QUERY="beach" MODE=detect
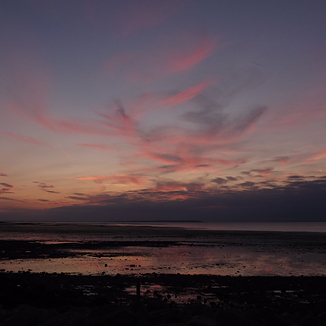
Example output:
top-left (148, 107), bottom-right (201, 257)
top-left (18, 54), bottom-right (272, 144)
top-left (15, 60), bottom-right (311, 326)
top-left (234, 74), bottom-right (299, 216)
top-left (1, 222), bottom-right (326, 276)
top-left (1, 222), bottom-right (326, 325)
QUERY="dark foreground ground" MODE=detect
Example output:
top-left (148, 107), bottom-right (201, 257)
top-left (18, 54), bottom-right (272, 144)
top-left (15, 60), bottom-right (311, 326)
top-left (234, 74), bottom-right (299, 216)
top-left (1, 272), bottom-right (326, 326)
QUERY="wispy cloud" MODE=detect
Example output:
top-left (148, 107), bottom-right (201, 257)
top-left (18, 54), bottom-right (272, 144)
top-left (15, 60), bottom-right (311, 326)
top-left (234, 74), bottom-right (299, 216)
top-left (271, 156), bottom-right (290, 165)
top-left (0, 182), bottom-right (14, 195)
top-left (0, 131), bottom-right (51, 147)
top-left (0, 173), bottom-right (8, 177)
top-left (74, 174), bottom-right (148, 186)
top-left (33, 182), bottom-right (60, 194)
top-left (67, 196), bottom-right (88, 201)
top-left (76, 143), bottom-right (117, 151)
top-left (34, 182), bottom-right (54, 189)
top-left (305, 150), bottom-right (326, 163)
top-left (45, 190), bottom-right (60, 194)
top-left (161, 80), bottom-right (212, 107)
top-left (0, 183), bottom-right (13, 188)
top-left (166, 36), bottom-right (217, 73)
top-left (242, 168), bottom-right (274, 178)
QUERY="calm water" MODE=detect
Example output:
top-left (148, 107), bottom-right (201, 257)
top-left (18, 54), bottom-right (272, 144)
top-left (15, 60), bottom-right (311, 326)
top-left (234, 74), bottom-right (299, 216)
top-left (116, 221), bottom-right (326, 233)
top-left (1, 222), bottom-right (326, 276)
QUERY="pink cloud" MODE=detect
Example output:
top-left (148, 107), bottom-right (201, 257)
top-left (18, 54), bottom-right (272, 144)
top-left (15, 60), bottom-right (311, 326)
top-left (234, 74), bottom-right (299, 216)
top-left (0, 131), bottom-right (51, 147)
top-left (8, 70), bottom-right (115, 137)
top-left (100, 33), bottom-right (219, 86)
top-left (272, 156), bottom-right (290, 165)
top-left (276, 108), bottom-right (326, 128)
top-left (272, 85), bottom-right (326, 130)
top-left (167, 36), bottom-right (217, 73)
top-left (161, 80), bottom-right (212, 107)
top-left (305, 150), bottom-right (326, 163)
top-left (74, 174), bottom-right (147, 186)
top-left (76, 143), bottom-right (117, 151)
top-left (243, 168), bottom-right (274, 178)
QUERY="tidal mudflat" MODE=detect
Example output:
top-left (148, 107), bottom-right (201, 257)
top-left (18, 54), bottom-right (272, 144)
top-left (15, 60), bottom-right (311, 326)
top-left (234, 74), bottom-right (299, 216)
top-left (1, 222), bottom-right (326, 325)
top-left (1, 222), bottom-right (326, 276)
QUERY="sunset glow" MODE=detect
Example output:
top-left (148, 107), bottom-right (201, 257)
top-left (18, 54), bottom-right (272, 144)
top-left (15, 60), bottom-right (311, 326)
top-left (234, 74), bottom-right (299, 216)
top-left (1, 1), bottom-right (326, 221)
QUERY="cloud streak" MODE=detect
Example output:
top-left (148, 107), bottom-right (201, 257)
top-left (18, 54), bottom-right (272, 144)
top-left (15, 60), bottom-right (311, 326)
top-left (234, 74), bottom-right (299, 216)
top-left (76, 143), bottom-right (117, 151)
top-left (305, 150), bottom-right (326, 163)
top-left (0, 182), bottom-right (13, 195)
top-left (0, 131), bottom-right (51, 147)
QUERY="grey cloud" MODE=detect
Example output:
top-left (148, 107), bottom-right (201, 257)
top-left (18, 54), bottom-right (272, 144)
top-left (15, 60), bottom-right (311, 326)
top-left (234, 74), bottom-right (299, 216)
top-left (67, 196), bottom-right (88, 201)
top-left (211, 177), bottom-right (228, 185)
top-left (239, 181), bottom-right (257, 188)
top-left (38, 183), bottom-right (54, 189)
top-left (2, 176), bottom-right (326, 222)
top-left (272, 156), bottom-right (290, 164)
top-left (151, 153), bottom-right (183, 163)
top-left (287, 175), bottom-right (304, 180)
top-left (0, 183), bottom-right (13, 188)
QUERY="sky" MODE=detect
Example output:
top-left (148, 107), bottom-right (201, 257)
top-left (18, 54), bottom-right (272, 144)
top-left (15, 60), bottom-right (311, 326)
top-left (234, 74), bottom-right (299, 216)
top-left (1, 0), bottom-right (326, 222)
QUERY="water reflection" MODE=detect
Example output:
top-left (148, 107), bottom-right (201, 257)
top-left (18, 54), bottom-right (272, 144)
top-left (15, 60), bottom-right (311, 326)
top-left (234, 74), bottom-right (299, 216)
top-left (1, 222), bottom-right (326, 276)
top-left (2, 244), bottom-right (326, 276)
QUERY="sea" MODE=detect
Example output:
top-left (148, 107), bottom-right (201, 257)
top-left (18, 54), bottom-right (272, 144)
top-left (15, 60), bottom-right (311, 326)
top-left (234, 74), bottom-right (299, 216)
top-left (1, 221), bottom-right (326, 276)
